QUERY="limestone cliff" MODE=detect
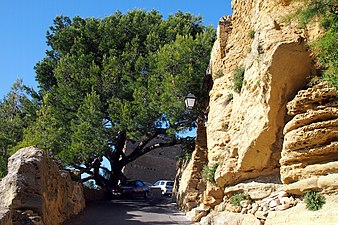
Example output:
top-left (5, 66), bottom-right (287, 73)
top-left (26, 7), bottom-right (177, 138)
top-left (176, 0), bottom-right (338, 224)
top-left (208, 0), bottom-right (314, 188)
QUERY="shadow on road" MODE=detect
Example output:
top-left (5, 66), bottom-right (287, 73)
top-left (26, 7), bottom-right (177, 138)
top-left (63, 197), bottom-right (193, 225)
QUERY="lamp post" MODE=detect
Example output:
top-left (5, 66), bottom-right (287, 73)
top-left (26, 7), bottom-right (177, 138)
top-left (185, 93), bottom-right (196, 110)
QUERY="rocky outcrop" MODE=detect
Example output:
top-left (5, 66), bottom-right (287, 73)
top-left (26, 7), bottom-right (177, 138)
top-left (0, 208), bottom-right (12, 225)
top-left (0, 147), bottom-right (85, 225)
top-left (177, 0), bottom-right (338, 224)
top-left (175, 123), bottom-right (208, 211)
top-left (207, 0), bottom-right (314, 193)
top-left (280, 82), bottom-right (338, 192)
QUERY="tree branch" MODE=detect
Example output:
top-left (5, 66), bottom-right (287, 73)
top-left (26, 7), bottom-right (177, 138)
top-left (74, 165), bottom-right (93, 175)
top-left (121, 137), bottom-right (180, 166)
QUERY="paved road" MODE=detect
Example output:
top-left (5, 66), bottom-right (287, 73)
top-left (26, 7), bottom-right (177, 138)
top-left (63, 198), bottom-right (194, 225)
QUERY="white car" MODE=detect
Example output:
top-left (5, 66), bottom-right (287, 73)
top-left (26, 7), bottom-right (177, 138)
top-left (153, 180), bottom-right (174, 196)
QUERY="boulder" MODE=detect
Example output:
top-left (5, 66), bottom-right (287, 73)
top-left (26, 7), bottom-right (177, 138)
top-left (0, 208), bottom-right (12, 225)
top-left (0, 147), bottom-right (85, 225)
top-left (200, 211), bottom-right (260, 225)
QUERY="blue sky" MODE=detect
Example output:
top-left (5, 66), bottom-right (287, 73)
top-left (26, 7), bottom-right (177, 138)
top-left (0, 0), bottom-right (232, 99)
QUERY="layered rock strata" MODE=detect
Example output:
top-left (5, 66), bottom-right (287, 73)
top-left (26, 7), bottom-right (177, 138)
top-left (281, 83), bottom-right (338, 186)
top-left (0, 147), bottom-right (85, 225)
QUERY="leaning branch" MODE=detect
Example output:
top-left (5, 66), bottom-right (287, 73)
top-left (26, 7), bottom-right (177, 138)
top-left (121, 138), bottom-right (180, 166)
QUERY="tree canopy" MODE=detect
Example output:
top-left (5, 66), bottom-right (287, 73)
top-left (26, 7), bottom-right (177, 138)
top-left (9, 9), bottom-right (215, 187)
top-left (0, 80), bottom-right (37, 177)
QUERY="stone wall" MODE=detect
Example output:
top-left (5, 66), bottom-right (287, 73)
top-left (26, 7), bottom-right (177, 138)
top-left (123, 136), bottom-right (182, 183)
top-left (0, 147), bottom-right (85, 225)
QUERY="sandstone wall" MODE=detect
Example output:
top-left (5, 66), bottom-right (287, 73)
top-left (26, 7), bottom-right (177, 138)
top-left (207, 0), bottom-right (314, 189)
top-left (178, 0), bottom-right (338, 224)
top-left (0, 147), bottom-right (85, 225)
top-left (281, 83), bottom-right (338, 192)
top-left (175, 122), bottom-right (208, 211)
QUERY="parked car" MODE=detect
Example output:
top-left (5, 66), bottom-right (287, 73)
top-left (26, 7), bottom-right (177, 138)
top-left (153, 180), bottom-right (174, 196)
top-left (111, 180), bottom-right (150, 198)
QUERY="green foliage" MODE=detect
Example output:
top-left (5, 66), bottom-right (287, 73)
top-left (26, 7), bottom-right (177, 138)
top-left (202, 163), bottom-right (219, 184)
top-left (249, 29), bottom-right (255, 39)
top-left (233, 67), bottom-right (245, 93)
top-left (20, 9), bottom-right (215, 182)
top-left (177, 137), bottom-right (195, 161)
top-left (226, 93), bottom-right (233, 102)
top-left (66, 91), bottom-right (106, 165)
top-left (297, 0), bottom-right (338, 89)
top-left (214, 71), bottom-right (225, 79)
top-left (229, 192), bottom-right (249, 207)
top-left (0, 155), bottom-right (7, 178)
top-left (304, 190), bottom-right (326, 211)
top-left (0, 80), bottom-right (38, 176)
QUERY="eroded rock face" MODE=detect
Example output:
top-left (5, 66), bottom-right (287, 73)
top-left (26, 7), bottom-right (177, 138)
top-left (280, 83), bottom-right (338, 185)
top-left (177, 0), bottom-right (338, 223)
top-left (0, 147), bottom-right (85, 225)
top-left (207, 0), bottom-right (313, 192)
top-left (175, 123), bottom-right (208, 211)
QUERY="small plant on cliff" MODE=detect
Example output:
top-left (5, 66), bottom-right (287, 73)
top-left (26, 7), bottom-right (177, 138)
top-left (304, 190), bottom-right (326, 211)
top-left (233, 66), bottom-right (245, 93)
top-left (225, 93), bottom-right (233, 102)
top-left (229, 192), bottom-right (250, 207)
top-left (297, 0), bottom-right (338, 90)
top-left (249, 29), bottom-right (255, 39)
top-left (202, 163), bottom-right (219, 184)
top-left (214, 71), bottom-right (225, 79)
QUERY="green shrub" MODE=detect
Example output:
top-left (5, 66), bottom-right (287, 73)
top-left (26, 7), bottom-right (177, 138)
top-left (229, 192), bottom-right (249, 207)
top-left (214, 71), bottom-right (225, 79)
top-left (297, 0), bottom-right (338, 90)
top-left (233, 67), bottom-right (245, 93)
top-left (249, 29), bottom-right (255, 39)
top-left (226, 93), bottom-right (233, 102)
top-left (304, 190), bottom-right (326, 211)
top-left (202, 163), bottom-right (219, 184)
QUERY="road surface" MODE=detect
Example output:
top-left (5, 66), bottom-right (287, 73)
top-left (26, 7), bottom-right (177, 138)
top-left (63, 197), bottom-right (194, 225)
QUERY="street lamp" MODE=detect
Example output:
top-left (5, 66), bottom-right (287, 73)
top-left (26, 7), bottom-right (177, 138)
top-left (185, 93), bottom-right (196, 110)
